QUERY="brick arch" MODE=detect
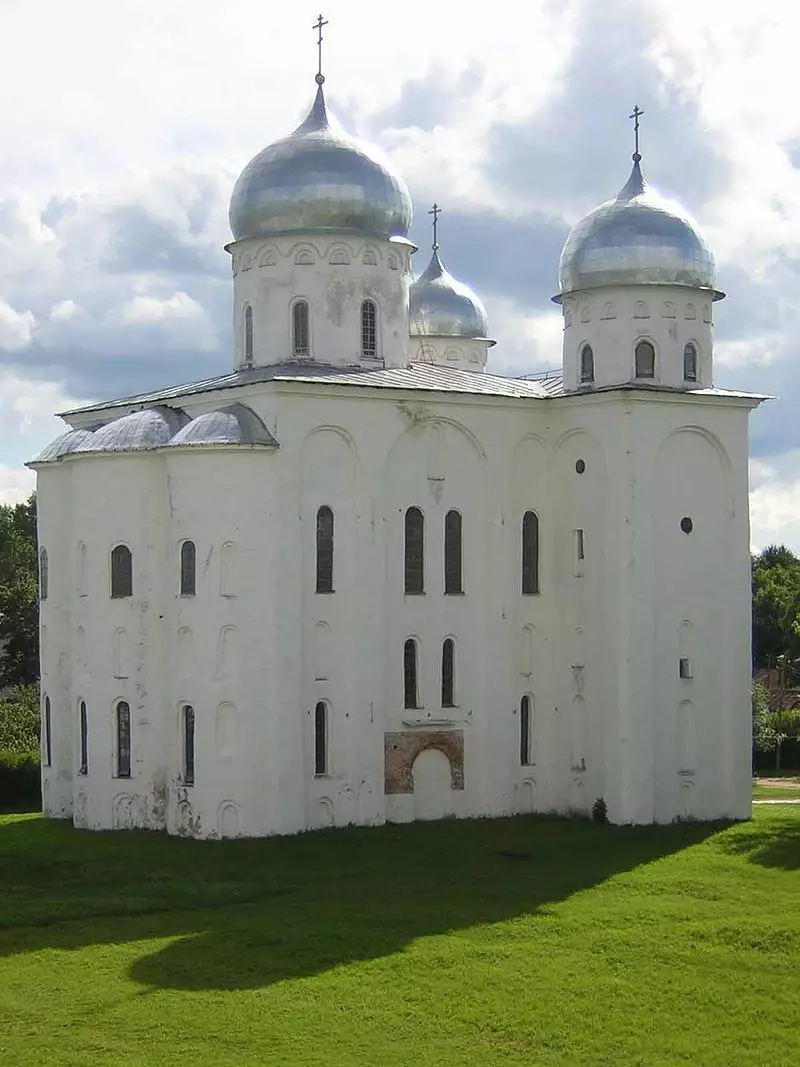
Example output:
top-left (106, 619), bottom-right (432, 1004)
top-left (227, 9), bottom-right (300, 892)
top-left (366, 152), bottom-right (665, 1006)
top-left (384, 730), bottom-right (464, 794)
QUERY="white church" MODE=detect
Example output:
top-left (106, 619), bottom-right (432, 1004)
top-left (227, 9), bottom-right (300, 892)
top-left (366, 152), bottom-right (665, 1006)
top-left (31, 36), bottom-right (765, 835)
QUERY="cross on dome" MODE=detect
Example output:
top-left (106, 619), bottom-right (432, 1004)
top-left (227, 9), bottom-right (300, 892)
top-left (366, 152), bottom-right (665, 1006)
top-left (629, 104), bottom-right (644, 162)
top-left (429, 203), bottom-right (442, 251)
top-left (313, 13), bottom-right (329, 85)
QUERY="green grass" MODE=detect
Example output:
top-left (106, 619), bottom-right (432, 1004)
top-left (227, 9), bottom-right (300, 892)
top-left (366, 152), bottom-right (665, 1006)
top-left (753, 774), bottom-right (800, 800)
top-left (0, 810), bottom-right (798, 1067)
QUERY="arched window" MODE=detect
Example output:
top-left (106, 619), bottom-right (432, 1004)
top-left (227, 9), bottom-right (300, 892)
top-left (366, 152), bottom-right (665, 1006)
top-left (243, 305), bottom-right (253, 364)
top-left (43, 694), bottom-right (51, 768)
top-left (444, 510), bottom-right (463, 595)
top-left (580, 344), bottom-right (594, 384)
top-left (180, 541), bottom-right (196, 596)
top-left (520, 695), bottom-right (532, 765)
top-left (404, 507), bottom-right (424, 594)
top-left (361, 299), bottom-right (377, 358)
top-left (521, 512), bottom-right (540, 595)
top-left (183, 704), bottom-right (195, 785)
top-left (683, 342), bottom-right (698, 382)
top-left (634, 340), bottom-right (656, 379)
top-left (110, 544), bottom-right (132, 598)
top-left (404, 639), bottom-right (419, 709)
top-left (79, 700), bottom-right (88, 775)
top-left (292, 300), bottom-right (310, 356)
top-left (316, 506), bottom-right (334, 593)
top-left (116, 701), bottom-right (131, 778)
top-left (441, 639), bottom-right (455, 707)
top-left (39, 548), bottom-right (48, 601)
top-left (314, 702), bottom-right (328, 775)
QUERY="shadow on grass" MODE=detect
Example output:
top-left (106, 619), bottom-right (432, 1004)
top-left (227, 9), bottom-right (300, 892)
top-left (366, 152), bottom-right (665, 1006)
top-left (718, 811), bottom-right (800, 870)
top-left (0, 814), bottom-right (730, 991)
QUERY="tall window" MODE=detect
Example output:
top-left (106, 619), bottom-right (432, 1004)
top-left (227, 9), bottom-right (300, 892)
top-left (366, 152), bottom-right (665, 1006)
top-left (635, 340), bottom-right (656, 378)
top-left (521, 512), bottom-right (540, 595)
top-left (244, 305), bottom-right (253, 364)
top-left (79, 700), bottom-right (88, 775)
top-left (179, 541), bottom-right (196, 596)
top-left (683, 342), bottom-right (698, 382)
top-left (183, 704), bottom-right (195, 785)
top-left (444, 510), bottom-right (463, 595)
top-left (292, 300), bottom-right (310, 356)
top-left (404, 639), bottom-right (419, 709)
top-left (361, 299), bottom-right (377, 358)
top-left (520, 695), bottom-right (532, 765)
top-left (316, 506), bottom-right (334, 593)
top-left (110, 544), bottom-right (133, 598)
top-left (43, 695), bottom-right (51, 768)
top-left (314, 702), bottom-right (328, 775)
top-left (580, 344), bottom-right (594, 383)
top-left (116, 701), bottom-right (131, 778)
top-left (404, 507), bottom-right (424, 594)
top-left (441, 638), bottom-right (455, 707)
top-left (39, 548), bottom-right (48, 601)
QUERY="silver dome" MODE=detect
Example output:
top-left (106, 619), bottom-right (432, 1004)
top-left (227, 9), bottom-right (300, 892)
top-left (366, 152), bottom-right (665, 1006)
top-left (75, 406), bottom-right (189, 454)
top-left (169, 403), bottom-right (277, 448)
top-left (409, 250), bottom-right (491, 340)
top-left (33, 427), bottom-right (97, 463)
top-left (557, 159), bottom-right (720, 298)
top-left (229, 84), bottom-right (412, 242)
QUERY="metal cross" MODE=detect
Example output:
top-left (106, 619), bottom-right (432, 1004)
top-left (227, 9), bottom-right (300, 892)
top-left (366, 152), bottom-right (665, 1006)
top-left (313, 13), bottom-right (329, 85)
top-left (629, 105), bottom-right (644, 160)
top-left (429, 203), bottom-right (442, 250)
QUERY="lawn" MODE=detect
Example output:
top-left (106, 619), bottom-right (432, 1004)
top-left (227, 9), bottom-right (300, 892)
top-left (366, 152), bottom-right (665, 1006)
top-left (753, 774), bottom-right (800, 801)
top-left (0, 809), bottom-right (798, 1067)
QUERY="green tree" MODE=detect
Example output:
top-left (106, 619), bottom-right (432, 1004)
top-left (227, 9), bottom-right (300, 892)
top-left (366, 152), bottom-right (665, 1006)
top-left (0, 494), bottom-right (39, 688)
top-left (752, 679), bottom-right (782, 754)
top-left (751, 544), bottom-right (800, 670)
top-left (0, 684), bottom-right (40, 752)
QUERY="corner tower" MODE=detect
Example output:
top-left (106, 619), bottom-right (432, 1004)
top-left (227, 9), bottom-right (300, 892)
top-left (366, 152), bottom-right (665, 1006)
top-left (554, 109), bottom-right (723, 393)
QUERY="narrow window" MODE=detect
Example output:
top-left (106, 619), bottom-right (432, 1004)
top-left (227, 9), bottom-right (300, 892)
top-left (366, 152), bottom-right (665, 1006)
top-left (679, 657), bottom-right (693, 680)
top-left (444, 510), bottom-right (463, 595)
top-left (39, 548), bottom-right (48, 601)
top-left (441, 639), bottom-right (455, 707)
top-left (576, 529), bottom-right (585, 560)
top-left (316, 506), bottom-right (334, 593)
top-left (244, 305), bottom-right (253, 364)
top-left (520, 695), bottom-right (532, 765)
top-left (292, 300), bottom-right (310, 356)
top-left (404, 639), bottom-right (419, 709)
top-left (79, 700), bottom-right (88, 775)
top-left (116, 701), bottom-right (131, 778)
top-left (635, 340), bottom-right (656, 379)
top-left (110, 544), bottom-right (132, 598)
top-left (43, 695), bottom-right (52, 768)
top-left (314, 702), bottom-right (328, 775)
top-left (404, 507), bottom-right (424, 594)
top-left (580, 344), bottom-right (594, 383)
top-left (683, 342), bottom-right (698, 382)
top-left (180, 541), bottom-right (196, 596)
top-left (361, 299), bottom-right (377, 358)
top-left (183, 704), bottom-right (195, 785)
top-left (521, 512), bottom-right (540, 595)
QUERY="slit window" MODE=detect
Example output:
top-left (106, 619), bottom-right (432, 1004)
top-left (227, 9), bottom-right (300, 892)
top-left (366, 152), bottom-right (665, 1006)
top-left (316, 506), bottom-right (334, 593)
top-left (683, 342), bottom-right (698, 382)
top-left (679, 657), bottom-right (693, 680)
top-left (79, 700), bottom-right (88, 775)
top-left (39, 548), bottom-right (48, 601)
top-left (180, 541), bottom-right (196, 596)
top-left (292, 300), bottom-right (310, 356)
top-left (314, 702), bottom-right (328, 775)
top-left (635, 340), bottom-right (656, 379)
top-left (361, 299), bottom-right (377, 358)
top-left (441, 638), bottom-right (455, 707)
top-left (110, 544), bottom-right (132, 598)
top-left (183, 704), bottom-right (195, 785)
top-left (116, 700), bottom-right (131, 778)
top-left (43, 695), bottom-right (51, 768)
top-left (580, 344), bottom-right (594, 383)
top-left (444, 510), bottom-right (463, 594)
top-left (522, 511), bottom-right (540, 595)
top-left (244, 305), bottom-right (253, 364)
top-left (404, 507), bottom-right (424, 594)
top-left (520, 695), bottom-right (532, 765)
top-left (404, 639), bottom-right (419, 709)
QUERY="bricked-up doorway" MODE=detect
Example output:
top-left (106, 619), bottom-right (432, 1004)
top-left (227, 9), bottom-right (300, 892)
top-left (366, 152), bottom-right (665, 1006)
top-left (384, 730), bottom-right (465, 820)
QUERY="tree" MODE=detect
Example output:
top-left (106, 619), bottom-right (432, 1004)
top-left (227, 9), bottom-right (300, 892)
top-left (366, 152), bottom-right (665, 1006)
top-left (751, 544), bottom-right (800, 670)
top-left (0, 494), bottom-right (39, 688)
top-left (752, 679), bottom-right (783, 755)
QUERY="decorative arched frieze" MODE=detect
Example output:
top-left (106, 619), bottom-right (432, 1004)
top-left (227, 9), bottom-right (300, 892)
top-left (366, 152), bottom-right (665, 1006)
top-left (294, 247), bottom-right (315, 265)
top-left (579, 304), bottom-right (592, 324)
top-left (633, 300), bottom-right (650, 319)
top-left (600, 301), bottom-right (616, 320)
top-left (661, 300), bottom-right (676, 318)
top-left (257, 244), bottom-right (278, 268)
top-left (684, 302), bottom-right (697, 320)
top-left (328, 244), bottom-right (351, 265)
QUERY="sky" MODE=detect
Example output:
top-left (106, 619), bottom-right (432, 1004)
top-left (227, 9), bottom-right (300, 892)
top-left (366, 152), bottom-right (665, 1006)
top-left (1, 0), bottom-right (799, 549)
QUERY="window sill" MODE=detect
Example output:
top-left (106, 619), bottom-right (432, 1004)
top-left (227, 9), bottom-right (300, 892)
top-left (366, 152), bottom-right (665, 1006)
top-left (444, 591), bottom-right (465, 597)
top-left (314, 772), bottom-right (330, 779)
top-left (315, 589), bottom-right (336, 595)
top-left (78, 769), bottom-right (87, 777)
top-left (404, 591), bottom-right (426, 597)
top-left (178, 593), bottom-right (196, 599)
top-left (521, 591), bottom-right (541, 597)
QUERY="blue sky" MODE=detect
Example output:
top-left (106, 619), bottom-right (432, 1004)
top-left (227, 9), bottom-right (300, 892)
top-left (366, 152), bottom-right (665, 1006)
top-left (1, 0), bottom-right (799, 548)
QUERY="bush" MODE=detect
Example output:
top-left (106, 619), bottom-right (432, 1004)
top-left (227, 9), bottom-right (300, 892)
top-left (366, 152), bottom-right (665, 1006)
top-left (592, 797), bottom-right (608, 824)
top-left (0, 749), bottom-right (40, 811)
top-left (0, 683), bottom-right (40, 752)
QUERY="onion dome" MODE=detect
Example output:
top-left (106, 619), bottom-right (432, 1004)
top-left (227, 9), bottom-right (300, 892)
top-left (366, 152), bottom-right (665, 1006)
top-left (75, 406), bottom-right (188, 454)
top-left (409, 250), bottom-right (491, 340)
top-left (32, 427), bottom-right (96, 463)
top-left (169, 403), bottom-right (277, 448)
top-left (557, 157), bottom-right (720, 298)
top-left (229, 83), bottom-right (412, 242)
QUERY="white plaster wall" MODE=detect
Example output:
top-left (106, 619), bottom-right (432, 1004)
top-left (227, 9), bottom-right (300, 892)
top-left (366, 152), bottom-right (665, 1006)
top-left (407, 335), bottom-right (490, 372)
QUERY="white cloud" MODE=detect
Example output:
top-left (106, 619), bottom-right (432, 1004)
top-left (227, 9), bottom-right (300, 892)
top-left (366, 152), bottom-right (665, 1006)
top-left (0, 463), bottom-right (35, 505)
top-left (0, 301), bottom-right (35, 350)
top-left (120, 291), bottom-right (205, 326)
top-left (50, 299), bottom-right (79, 321)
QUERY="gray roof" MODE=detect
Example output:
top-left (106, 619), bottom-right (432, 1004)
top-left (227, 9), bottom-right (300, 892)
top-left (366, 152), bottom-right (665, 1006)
top-left (169, 403), bottom-right (278, 448)
top-left (74, 405), bottom-right (189, 454)
top-left (32, 427), bottom-right (98, 463)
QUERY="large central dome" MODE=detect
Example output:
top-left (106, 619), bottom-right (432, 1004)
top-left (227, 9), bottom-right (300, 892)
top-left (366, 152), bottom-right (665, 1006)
top-left (229, 83), bottom-right (413, 243)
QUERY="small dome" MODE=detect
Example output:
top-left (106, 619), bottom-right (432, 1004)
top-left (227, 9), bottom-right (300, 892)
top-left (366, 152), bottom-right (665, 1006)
top-left (32, 427), bottom-right (97, 463)
top-left (409, 250), bottom-right (490, 340)
top-left (75, 406), bottom-right (188, 454)
top-left (169, 404), bottom-right (277, 448)
top-left (557, 159), bottom-right (719, 297)
top-left (229, 84), bottom-right (412, 242)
